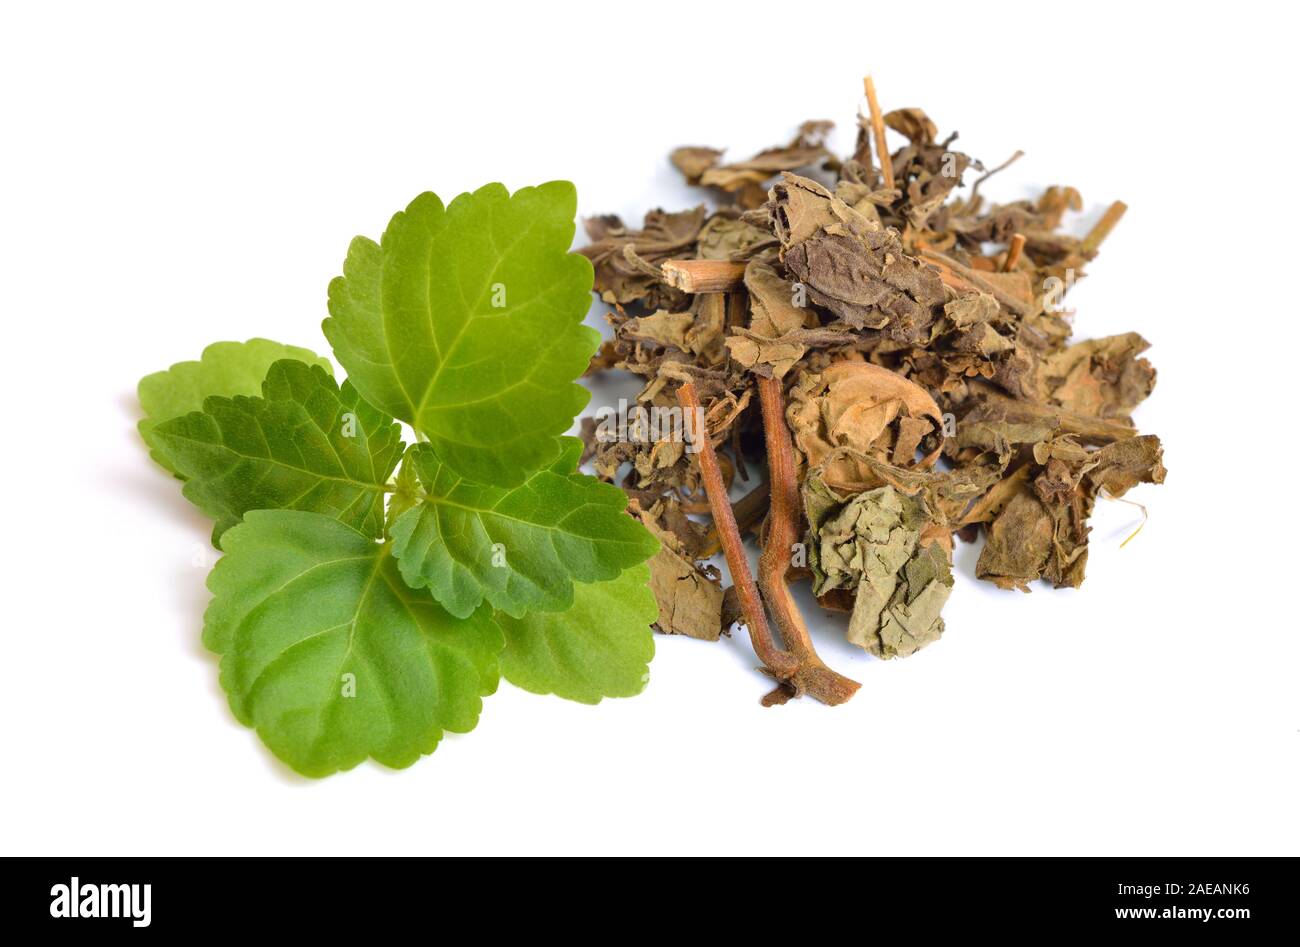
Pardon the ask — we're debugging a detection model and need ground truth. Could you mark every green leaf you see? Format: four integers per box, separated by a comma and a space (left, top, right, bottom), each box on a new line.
497, 563, 657, 704
138, 339, 333, 475
204, 510, 503, 778
323, 182, 598, 487
154, 360, 404, 543
389, 439, 659, 619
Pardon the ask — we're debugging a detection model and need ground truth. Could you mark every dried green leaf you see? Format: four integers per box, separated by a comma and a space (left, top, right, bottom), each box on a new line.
806, 483, 953, 658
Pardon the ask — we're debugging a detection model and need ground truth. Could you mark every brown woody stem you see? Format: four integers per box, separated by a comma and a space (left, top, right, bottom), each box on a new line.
698, 481, 770, 559
863, 75, 894, 191
1081, 200, 1128, 254
920, 248, 1033, 316
676, 381, 798, 680
754, 375, 861, 706
1002, 233, 1026, 272
662, 259, 747, 294
725, 288, 749, 328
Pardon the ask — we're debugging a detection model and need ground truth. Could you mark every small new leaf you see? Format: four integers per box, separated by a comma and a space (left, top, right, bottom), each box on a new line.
154, 360, 404, 543
497, 563, 657, 704
138, 338, 333, 475
323, 182, 598, 487
204, 510, 503, 778
390, 439, 659, 619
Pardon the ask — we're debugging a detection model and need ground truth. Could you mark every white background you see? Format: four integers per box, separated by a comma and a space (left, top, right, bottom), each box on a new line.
1, 1, 1294, 856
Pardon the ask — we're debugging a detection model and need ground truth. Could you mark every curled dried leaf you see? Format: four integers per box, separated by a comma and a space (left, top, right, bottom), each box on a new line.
768, 173, 945, 342
630, 500, 725, 641
788, 359, 944, 492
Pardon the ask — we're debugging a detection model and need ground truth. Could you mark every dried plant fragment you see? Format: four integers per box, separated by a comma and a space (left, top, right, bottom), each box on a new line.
580, 207, 706, 310
1039, 332, 1156, 420
648, 540, 726, 641
767, 173, 945, 343
696, 212, 774, 261
788, 358, 944, 492
630, 499, 725, 641
723, 261, 818, 378
674, 121, 835, 208
804, 478, 953, 658
976, 435, 1166, 590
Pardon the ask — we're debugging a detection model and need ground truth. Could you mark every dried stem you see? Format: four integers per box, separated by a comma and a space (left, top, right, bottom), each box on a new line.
968, 149, 1025, 204
676, 381, 797, 679
725, 288, 749, 328
662, 259, 747, 294
1098, 486, 1149, 549
698, 481, 770, 558
1002, 233, 1026, 272
920, 248, 1033, 316
754, 375, 861, 706
1081, 200, 1128, 254
863, 75, 894, 190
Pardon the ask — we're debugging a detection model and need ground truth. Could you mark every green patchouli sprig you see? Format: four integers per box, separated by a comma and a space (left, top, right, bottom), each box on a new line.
137, 183, 659, 777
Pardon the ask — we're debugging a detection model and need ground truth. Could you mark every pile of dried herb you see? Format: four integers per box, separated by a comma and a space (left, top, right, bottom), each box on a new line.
580, 78, 1165, 705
